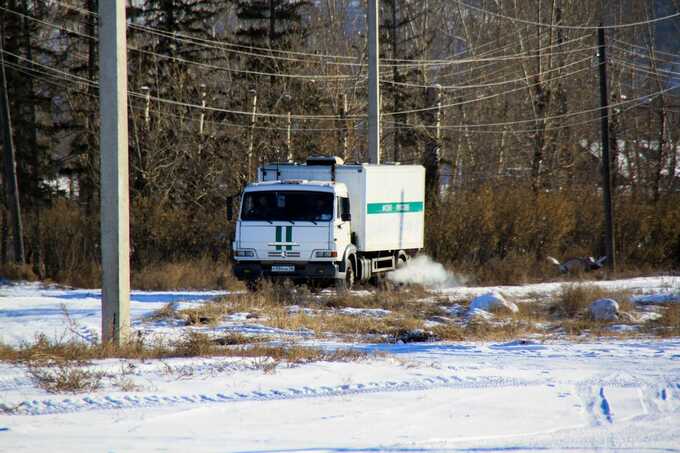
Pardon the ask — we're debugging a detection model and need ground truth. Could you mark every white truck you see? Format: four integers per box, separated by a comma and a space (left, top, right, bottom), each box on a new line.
231, 156, 425, 290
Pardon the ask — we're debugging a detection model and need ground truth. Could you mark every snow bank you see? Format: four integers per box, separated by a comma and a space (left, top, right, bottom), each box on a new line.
387, 255, 465, 289
468, 292, 518, 314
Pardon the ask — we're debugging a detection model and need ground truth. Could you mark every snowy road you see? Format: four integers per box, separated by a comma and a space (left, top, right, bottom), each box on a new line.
2, 339, 679, 452
1, 278, 680, 451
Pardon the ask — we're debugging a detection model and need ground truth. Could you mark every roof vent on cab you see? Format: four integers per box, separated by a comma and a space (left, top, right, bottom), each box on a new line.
306, 155, 344, 166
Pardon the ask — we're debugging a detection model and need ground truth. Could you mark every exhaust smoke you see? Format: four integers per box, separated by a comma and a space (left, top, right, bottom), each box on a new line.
387, 255, 465, 289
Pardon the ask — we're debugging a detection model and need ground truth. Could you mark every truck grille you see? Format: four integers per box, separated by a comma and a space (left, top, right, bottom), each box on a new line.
268, 251, 301, 258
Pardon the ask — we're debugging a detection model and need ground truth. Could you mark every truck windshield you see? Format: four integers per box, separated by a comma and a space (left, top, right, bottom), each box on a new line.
241, 191, 334, 222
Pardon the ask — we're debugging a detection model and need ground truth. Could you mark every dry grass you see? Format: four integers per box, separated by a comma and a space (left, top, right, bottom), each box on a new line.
0, 263, 38, 282
0, 331, 369, 364
322, 287, 446, 319
132, 257, 242, 290
266, 312, 425, 340
26, 362, 105, 394
0, 331, 369, 392
644, 304, 680, 338
549, 285, 634, 320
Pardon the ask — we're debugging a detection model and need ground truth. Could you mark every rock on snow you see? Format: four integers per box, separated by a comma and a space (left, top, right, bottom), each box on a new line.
589, 298, 620, 321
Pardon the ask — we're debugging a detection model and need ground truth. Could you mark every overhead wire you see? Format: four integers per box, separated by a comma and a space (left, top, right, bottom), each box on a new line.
48, 1, 596, 68
452, 0, 680, 30
4, 49, 673, 137
5, 5, 677, 135
398, 84, 678, 130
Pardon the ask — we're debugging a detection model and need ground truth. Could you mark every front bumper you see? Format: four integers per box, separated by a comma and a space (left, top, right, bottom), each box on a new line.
233, 261, 344, 281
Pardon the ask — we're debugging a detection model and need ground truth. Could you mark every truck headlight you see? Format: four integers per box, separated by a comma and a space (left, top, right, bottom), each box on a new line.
234, 249, 256, 257
314, 250, 337, 258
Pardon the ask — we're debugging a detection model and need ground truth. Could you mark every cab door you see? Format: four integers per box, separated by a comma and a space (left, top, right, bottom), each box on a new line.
334, 196, 352, 256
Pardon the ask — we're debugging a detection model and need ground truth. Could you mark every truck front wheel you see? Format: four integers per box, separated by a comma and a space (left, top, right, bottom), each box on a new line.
336, 258, 354, 293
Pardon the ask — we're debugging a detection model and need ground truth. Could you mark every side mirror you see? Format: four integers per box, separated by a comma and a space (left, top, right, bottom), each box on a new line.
340, 198, 351, 221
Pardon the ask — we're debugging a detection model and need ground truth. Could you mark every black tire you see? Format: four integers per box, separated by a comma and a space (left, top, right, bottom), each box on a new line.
397, 251, 409, 268
245, 280, 259, 292
336, 259, 354, 293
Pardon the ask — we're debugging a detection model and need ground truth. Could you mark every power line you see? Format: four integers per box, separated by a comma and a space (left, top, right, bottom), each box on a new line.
0, 46, 613, 122
385, 55, 594, 90
38, 2, 595, 69
5, 53, 670, 137
453, 1, 680, 30
613, 38, 680, 60
385, 61, 595, 116
404, 84, 679, 130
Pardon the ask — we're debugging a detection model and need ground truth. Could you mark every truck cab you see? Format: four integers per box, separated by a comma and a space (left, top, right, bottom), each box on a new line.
233, 180, 352, 287
232, 156, 425, 291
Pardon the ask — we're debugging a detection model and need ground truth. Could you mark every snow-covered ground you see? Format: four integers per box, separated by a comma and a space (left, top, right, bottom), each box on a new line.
1, 277, 679, 452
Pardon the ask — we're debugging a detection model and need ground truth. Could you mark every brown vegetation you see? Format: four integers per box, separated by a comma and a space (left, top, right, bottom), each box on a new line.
132, 257, 241, 291
645, 304, 680, 338
428, 188, 680, 286
549, 285, 633, 320
0, 263, 38, 282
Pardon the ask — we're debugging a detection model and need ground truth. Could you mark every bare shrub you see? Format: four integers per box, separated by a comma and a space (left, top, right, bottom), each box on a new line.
0, 263, 38, 282
146, 302, 180, 322
550, 285, 598, 319
132, 256, 241, 291
549, 285, 635, 321
27, 362, 104, 394
645, 304, 680, 337
427, 188, 680, 285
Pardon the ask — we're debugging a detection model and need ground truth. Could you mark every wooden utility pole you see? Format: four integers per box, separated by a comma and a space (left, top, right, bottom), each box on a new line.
338, 93, 348, 160
0, 20, 25, 265
99, 0, 130, 345
367, 0, 380, 164
424, 84, 442, 202
391, 0, 400, 162
597, 24, 616, 271
247, 89, 257, 179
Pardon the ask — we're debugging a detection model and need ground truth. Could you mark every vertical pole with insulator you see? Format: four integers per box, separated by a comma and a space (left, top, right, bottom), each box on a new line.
597, 23, 616, 271
99, 0, 130, 346
424, 84, 442, 203
367, 0, 380, 164
340, 93, 348, 160
247, 89, 257, 179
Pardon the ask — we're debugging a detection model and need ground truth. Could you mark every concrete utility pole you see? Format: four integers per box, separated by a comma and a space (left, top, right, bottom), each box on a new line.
367, 0, 380, 164
597, 24, 616, 272
99, 0, 130, 345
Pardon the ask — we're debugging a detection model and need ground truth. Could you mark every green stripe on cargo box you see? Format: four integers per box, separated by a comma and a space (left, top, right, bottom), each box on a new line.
275, 226, 282, 251
367, 201, 424, 214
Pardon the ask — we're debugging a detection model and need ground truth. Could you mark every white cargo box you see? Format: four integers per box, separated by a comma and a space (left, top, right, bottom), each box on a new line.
259, 162, 425, 252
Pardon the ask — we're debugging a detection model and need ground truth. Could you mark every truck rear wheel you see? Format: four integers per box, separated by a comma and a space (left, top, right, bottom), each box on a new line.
336, 259, 354, 293
245, 279, 259, 292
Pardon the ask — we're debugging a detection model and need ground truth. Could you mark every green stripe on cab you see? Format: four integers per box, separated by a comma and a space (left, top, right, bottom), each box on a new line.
285, 226, 292, 251
275, 226, 282, 251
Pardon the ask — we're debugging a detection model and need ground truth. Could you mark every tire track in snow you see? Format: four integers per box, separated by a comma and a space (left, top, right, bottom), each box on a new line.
598, 386, 613, 423
5, 374, 543, 416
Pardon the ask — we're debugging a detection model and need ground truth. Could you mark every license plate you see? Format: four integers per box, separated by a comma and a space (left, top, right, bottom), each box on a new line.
271, 265, 295, 273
